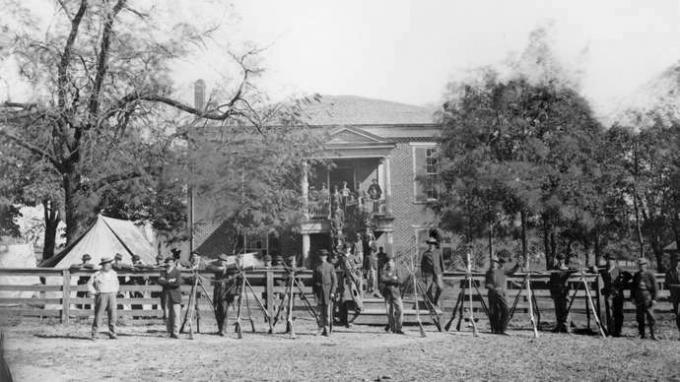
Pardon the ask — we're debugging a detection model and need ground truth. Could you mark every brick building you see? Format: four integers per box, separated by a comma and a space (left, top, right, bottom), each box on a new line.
194, 95, 447, 266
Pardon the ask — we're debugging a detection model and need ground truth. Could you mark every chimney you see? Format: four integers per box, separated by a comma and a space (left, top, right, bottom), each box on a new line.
194, 79, 205, 111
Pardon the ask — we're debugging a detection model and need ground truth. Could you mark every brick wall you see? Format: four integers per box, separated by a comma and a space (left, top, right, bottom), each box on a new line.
388, 142, 438, 256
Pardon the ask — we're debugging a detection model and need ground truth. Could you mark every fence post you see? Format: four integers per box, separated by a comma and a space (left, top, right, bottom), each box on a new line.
266, 268, 274, 319
62, 269, 71, 324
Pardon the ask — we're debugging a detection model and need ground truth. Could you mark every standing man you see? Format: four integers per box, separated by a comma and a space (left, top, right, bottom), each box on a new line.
337, 244, 363, 328
150, 254, 168, 319
421, 237, 445, 306
631, 258, 658, 340
485, 253, 521, 334
665, 254, 680, 335
548, 254, 577, 333
353, 232, 364, 293
207, 254, 241, 337
87, 257, 119, 340
380, 252, 404, 334
158, 257, 183, 339
595, 253, 630, 337
70, 254, 95, 309
312, 250, 337, 336
366, 231, 380, 297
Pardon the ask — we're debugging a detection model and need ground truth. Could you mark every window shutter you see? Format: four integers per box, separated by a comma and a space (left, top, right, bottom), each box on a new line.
414, 147, 428, 202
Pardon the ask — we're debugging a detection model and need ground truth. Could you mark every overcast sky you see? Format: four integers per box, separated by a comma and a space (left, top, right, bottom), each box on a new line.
211, 0, 680, 119
3, 0, 680, 121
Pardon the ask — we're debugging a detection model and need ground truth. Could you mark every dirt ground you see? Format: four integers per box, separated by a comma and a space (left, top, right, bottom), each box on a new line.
3, 316, 680, 382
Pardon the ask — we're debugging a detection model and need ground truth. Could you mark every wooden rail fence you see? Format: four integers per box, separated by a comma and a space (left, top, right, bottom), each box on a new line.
0, 268, 676, 330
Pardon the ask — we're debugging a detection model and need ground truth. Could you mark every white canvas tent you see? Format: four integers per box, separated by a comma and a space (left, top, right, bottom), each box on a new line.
41, 214, 156, 268
0, 243, 39, 301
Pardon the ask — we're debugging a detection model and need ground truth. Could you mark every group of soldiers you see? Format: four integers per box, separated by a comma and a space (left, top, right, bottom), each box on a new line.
76, 238, 680, 341
549, 253, 680, 340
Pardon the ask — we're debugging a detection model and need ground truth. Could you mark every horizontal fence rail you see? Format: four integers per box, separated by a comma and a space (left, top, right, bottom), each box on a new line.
0, 267, 675, 330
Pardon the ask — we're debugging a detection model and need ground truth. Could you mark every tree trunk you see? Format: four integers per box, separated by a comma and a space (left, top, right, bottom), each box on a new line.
62, 168, 81, 245
632, 192, 645, 258
543, 215, 552, 269
594, 226, 601, 266
488, 219, 493, 264
520, 209, 528, 261
41, 199, 60, 260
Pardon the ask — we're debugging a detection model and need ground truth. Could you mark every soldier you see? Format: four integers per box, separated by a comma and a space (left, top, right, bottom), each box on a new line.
70, 254, 95, 309
149, 254, 168, 319
421, 237, 445, 306
594, 253, 631, 337
549, 254, 577, 333
631, 258, 658, 340
87, 257, 120, 340
366, 231, 380, 297
665, 254, 680, 335
207, 254, 241, 336
485, 253, 521, 334
380, 252, 404, 334
158, 257, 183, 338
312, 250, 337, 336
112, 253, 131, 310
337, 243, 363, 328
129, 255, 146, 312
353, 232, 364, 293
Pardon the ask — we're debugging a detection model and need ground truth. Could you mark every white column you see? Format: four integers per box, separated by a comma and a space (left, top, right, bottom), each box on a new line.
302, 233, 311, 267
384, 156, 392, 215
302, 161, 309, 219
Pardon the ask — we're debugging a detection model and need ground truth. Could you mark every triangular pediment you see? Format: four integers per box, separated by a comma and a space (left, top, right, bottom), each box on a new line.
327, 126, 386, 145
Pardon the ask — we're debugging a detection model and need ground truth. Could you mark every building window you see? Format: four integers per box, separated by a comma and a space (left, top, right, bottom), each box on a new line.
425, 148, 438, 200
413, 145, 438, 203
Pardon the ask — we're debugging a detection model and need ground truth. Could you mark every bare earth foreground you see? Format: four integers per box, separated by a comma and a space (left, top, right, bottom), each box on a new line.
3, 318, 680, 382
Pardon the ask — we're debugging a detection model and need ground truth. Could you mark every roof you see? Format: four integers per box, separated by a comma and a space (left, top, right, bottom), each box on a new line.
40, 215, 156, 267
301, 95, 437, 126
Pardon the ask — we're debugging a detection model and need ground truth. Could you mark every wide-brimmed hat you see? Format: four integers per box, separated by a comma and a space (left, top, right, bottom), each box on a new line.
164, 257, 176, 264
318, 249, 329, 257
491, 256, 506, 264
99, 257, 114, 265
82, 254, 92, 261
114, 253, 123, 260
426, 238, 438, 245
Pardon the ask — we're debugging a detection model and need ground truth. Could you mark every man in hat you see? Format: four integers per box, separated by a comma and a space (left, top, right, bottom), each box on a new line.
87, 257, 120, 339
380, 251, 404, 334
336, 243, 363, 328
665, 254, 680, 335
112, 253, 132, 310
548, 254, 577, 333
206, 254, 242, 336
149, 254, 168, 318
631, 258, 658, 339
158, 257, 183, 338
70, 254, 95, 309
312, 250, 337, 336
485, 251, 521, 334
421, 237, 445, 306
593, 253, 631, 337
129, 255, 147, 311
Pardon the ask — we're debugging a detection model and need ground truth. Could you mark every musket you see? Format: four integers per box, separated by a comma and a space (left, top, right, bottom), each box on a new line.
466, 251, 478, 337
411, 248, 426, 337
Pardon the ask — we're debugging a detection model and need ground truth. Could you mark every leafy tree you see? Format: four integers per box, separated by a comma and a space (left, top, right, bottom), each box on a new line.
0, 1, 271, 255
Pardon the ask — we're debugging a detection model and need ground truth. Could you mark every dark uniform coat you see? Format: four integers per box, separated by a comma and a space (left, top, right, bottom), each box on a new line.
158, 267, 182, 305
631, 270, 657, 305
312, 262, 337, 305
421, 248, 444, 276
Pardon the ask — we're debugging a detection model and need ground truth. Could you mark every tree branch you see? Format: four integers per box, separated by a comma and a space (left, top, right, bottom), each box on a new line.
57, 0, 88, 112
0, 129, 62, 170
87, 0, 126, 122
